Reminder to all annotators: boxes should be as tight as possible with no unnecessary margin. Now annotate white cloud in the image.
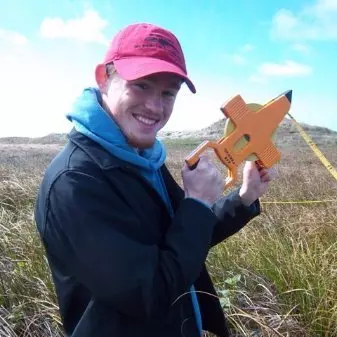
[292,43,311,54]
[40,9,109,45]
[258,60,313,77]
[248,60,312,85]
[224,43,254,66]
[0,44,97,137]
[271,0,337,41]
[242,44,254,52]
[0,28,28,45]
[232,54,246,65]
[313,0,337,11]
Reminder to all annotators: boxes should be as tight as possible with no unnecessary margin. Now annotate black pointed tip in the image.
[285,90,292,103]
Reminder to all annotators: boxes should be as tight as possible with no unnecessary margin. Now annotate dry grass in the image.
[0,138,336,336]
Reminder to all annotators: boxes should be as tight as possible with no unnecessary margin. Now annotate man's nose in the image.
[145,95,164,114]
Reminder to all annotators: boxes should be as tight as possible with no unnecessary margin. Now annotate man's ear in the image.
[95,64,108,93]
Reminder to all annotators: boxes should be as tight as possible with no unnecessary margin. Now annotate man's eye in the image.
[134,83,149,90]
[163,91,175,97]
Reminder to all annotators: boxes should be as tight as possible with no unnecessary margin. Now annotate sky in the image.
[0,0,337,137]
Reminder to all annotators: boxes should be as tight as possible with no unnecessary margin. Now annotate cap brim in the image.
[112,57,196,94]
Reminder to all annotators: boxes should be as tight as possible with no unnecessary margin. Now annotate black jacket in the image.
[34,129,261,337]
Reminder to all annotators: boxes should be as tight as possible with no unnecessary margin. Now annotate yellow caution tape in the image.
[287,112,337,181]
[261,200,336,204]
[258,111,337,205]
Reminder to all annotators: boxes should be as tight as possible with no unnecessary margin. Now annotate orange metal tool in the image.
[185,90,293,189]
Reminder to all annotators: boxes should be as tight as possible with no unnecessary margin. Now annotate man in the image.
[35,22,276,337]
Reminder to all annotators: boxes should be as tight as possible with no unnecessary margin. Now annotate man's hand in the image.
[239,161,277,206]
[182,154,224,207]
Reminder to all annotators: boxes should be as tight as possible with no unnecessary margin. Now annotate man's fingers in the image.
[185,154,212,172]
[261,174,271,183]
[259,168,268,177]
[260,167,277,182]
[198,154,213,167]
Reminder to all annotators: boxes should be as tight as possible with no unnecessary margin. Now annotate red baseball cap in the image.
[102,23,196,93]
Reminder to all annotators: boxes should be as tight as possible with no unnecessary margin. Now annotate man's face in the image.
[103,72,182,149]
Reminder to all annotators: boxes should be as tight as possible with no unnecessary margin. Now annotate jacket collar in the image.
[67,128,184,208]
[68,128,131,170]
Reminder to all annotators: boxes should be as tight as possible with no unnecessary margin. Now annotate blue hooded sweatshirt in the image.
[66,87,203,335]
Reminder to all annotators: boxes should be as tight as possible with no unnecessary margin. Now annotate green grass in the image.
[208,214,337,336]
[0,140,336,336]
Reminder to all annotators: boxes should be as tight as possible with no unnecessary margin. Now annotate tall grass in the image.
[0,169,62,337]
[0,141,336,336]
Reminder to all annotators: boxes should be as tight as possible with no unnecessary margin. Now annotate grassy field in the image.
[0,138,336,336]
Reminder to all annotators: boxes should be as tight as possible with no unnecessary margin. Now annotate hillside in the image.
[0,133,67,145]
[158,117,337,147]
[0,118,336,147]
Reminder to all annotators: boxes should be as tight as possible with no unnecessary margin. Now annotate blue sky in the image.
[1,0,337,137]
